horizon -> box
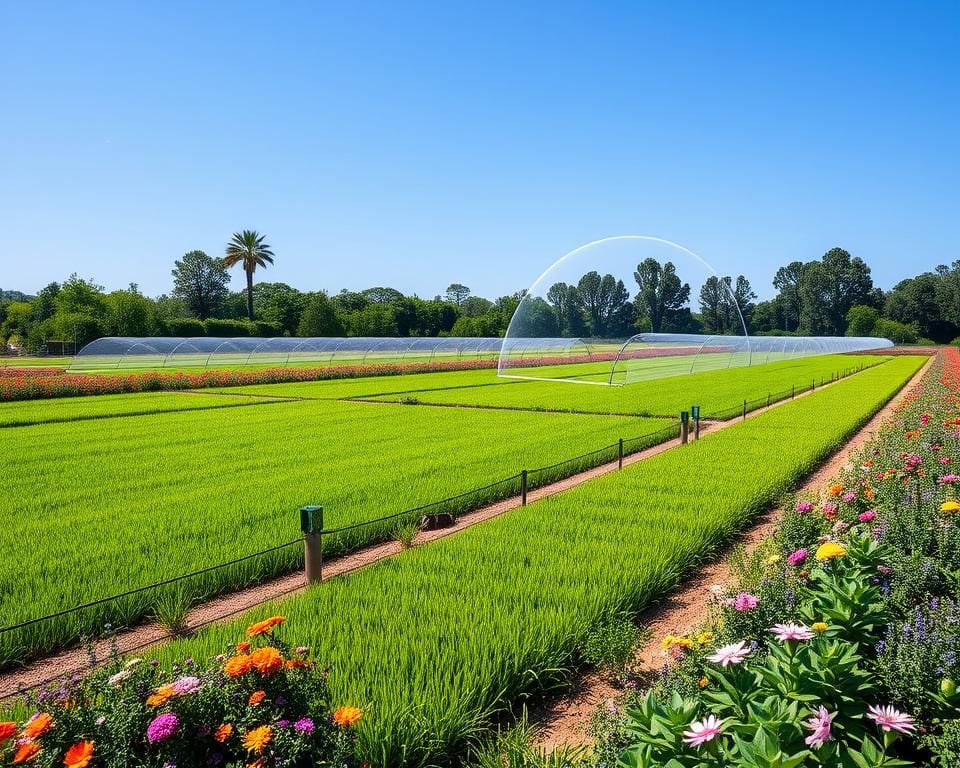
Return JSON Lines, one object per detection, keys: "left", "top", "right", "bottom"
{"left": 3, "top": 2, "right": 957, "bottom": 301}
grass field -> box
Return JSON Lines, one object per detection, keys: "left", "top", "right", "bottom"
{"left": 0, "top": 394, "right": 668, "bottom": 667}
{"left": 155, "top": 355, "right": 925, "bottom": 766}
{"left": 213, "top": 353, "right": 891, "bottom": 417}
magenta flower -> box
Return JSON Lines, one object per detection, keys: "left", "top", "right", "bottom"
{"left": 842, "top": 491, "right": 857, "bottom": 503}
{"left": 770, "top": 623, "right": 816, "bottom": 642}
{"left": 682, "top": 714, "right": 723, "bottom": 747}
{"left": 294, "top": 717, "right": 315, "bottom": 735}
{"left": 794, "top": 501, "right": 814, "bottom": 513}
{"left": 170, "top": 676, "right": 201, "bottom": 696}
{"left": 733, "top": 593, "right": 759, "bottom": 612}
{"left": 787, "top": 548, "right": 809, "bottom": 566}
{"left": 147, "top": 712, "right": 180, "bottom": 743}
{"left": 858, "top": 510, "right": 877, "bottom": 522}
{"left": 939, "top": 475, "right": 960, "bottom": 484}
{"left": 867, "top": 705, "right": 916, "bottom": 735}
{"left": 707, "top": 641, "right": 751, "bottom": 668}
{"left": 822, "top": 502, "right": 838, "bottom": 516}
{"left": 905, "top": 454, "right": 922, "bottom": 469}
{"left": 804, "top": 706, "right": 834, "bottom": 748}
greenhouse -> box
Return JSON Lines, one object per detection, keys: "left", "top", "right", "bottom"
{"left": 69, "top": 336, "right": 511, "bottom": 370}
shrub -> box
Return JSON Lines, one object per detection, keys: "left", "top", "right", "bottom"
{"left": 248, "top": 320, "right": 283, "bottom": 337}
{"left": 3, "top": 617, "right": 360, "bottom": 767}
{"left": 203, "top": 318, "right": 251, "bottom": 337}
{"left": 165, "top": 317, "right": 206, "bottom": 336}
{"left": 582, "top": 616, "right": 648, "bottom": 685}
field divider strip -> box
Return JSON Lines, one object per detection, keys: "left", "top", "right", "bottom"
{"left": 0, "top": 357, "right": 915, "bottom": 701}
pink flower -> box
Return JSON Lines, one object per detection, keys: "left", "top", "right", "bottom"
{"left": 733, "top": 593, "right": 759, "bottom": 612}
{"left": 867, "top": 705, "right": 916, "bottom": 735}
{"left": 794, "top": 501, "right": 814, "bottom": 513}
{"left": 842, "top": 491, "right": 857, "bottom": 503}
{"left": 941, "top": 456, "right": 952, "bottom": 465}
{"left": 804, "top": 706, "right": 834, "bottom": 748}
{"left": 787, "top": 548, "right": 809, "bottom": 566}
{"left": 770, "top": 623, "right": 816, "bottom": 642}
{"left": 822, "top": 502, "right": 838, "bottom": 517}
{"left": 939, "top": 475, "right": 960, "bottom": 484}
{"left": 707, "top": 641, "right": 751, "bottom": 668}
{"left": 921, "top": 413, "right": 931, "bottom": 425}
{"left": 682, "top": 714, "right": 724, "bottom": 747}
{"left": 858, "top": 510, "right": 877, "bottom": 523}
{"left": 170, "top": 675, "right": 201, "bottom": 696}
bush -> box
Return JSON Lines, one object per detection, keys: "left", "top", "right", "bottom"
{"left": 4, "top": 617, "right": 360, "bottom": 767}
{"left": 582, "top": 616, "right": 648, "bottom": 685}
{"left": 203, "top": 318, "right": 251, "bottom": 337}
{"left": 248, "top": 320, "right": 283, "bottom": 337}
{"left": 165, "top": 317, "right": 206, "bottom": 336}
{"left": 873, "top": 317, "right": 919, "bottom": 344}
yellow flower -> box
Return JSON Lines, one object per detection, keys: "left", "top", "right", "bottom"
{"left": 696, "top": 631, "right": 714, "bottom": 645}
{"left": 815, "top": 542, "right": 847, "bottom": 561}
{"left": 698, "top": 676, "right": 709, "bottom": 688}
{"left": 812, "top": 622, "right": 829, "bottom": 633}
{"left": 660, "top": 635, "right": 675, "bottom": 650}
{"left": 941, "top": 500, "right": 960, "bottom": 514}
{"left": 764, "top": 554, "right": 781, "bottom": 566}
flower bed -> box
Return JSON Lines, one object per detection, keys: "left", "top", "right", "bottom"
{"left": 0, "top": 618, "right": 360, "bottom": 767}
{"left": 593, "top": 347, "right": 960, "bottom": 766}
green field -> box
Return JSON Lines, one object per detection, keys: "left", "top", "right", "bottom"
{"left": 0, "top": 392, "right": 668, "bottom": 666}
{"left": 157, "top": 355, "right": 925, "bottom": 767}
{"left": 214, "top": 353, "right": 890, "bottom": 417}
{"left": 0, "top": 391, "right": 289, "bottom": 428}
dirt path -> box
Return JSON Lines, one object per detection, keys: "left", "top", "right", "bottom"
{"left": 0, "top": 362, "right": 904, "bottom": 701}
{"left": 532, "top": 354, "right": 934, "bottom": 750}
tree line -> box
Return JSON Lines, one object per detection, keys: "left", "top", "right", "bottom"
{"left": 2, "top": 240, "right": 958, "bottom": 353}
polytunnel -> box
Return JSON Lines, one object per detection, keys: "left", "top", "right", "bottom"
{"left": 70, "top": 336, "right": 546, "bottom": 370}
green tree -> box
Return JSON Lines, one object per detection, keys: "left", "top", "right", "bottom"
{"left": 347, "top": 304, "right": 399, "bottom": 336}
{"left": 172, "top": 250, "right": 231, "bottom": 319}
{"left": 845, "top": 305, "right": 880, "bottom": 337}
{"left": 223, "top": 230, "right": 275, "bottom": 321}
{"left": 633, "top": 259, "right": 690, "bottom": 333}
{"left": 772, "top": 261, "right": 804, "bottom": 332}
{"left": 297, "top": 292, "right": 345, "bottom": 336}
{"left": 445, "top": 283, "right": 471, "bottom": 306}
{"left": 576, "top": 272, "right": 630, "bottom": 337}
{"left": 105, "top": 285, "right": 155, "bottom": 336}
{"left": 254, "top": 282, "right": 305, "bottom": 335}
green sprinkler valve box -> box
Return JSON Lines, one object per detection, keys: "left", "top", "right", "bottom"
{"left": 300, "top": 505, "right": 323, "bottom": 535}
{"left": 691, "top": 405, "right": 700, "bottom": 419}
{"left": 680, "top": 410, "right": 689, "bottom": 423}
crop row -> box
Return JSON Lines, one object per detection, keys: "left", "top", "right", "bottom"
{"left": 156, "top": 355, "right": 925, "bottom": 767}
{"left": 0, "top": 396, "right": 668, "bottom": 667}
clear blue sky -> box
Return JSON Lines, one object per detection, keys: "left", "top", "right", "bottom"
{"left": 2, "top": 1, "right": 957, "bottom": 301}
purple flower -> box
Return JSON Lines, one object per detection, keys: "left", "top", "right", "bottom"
{"left": 276, "top": 719, "right": 290, "bottom": 727}
{"left": 294, "top": 717, "right": 315, "bottom": 735}
{"left": 787, "top": 548, "right": 809, "bottom": 566}
{"left": 147, "top": 712, "right": 180, "bottom": 743}
{"left": 859, "top": 510, "right": 877, "bottom": 522}
{"left": 794, "top": 501, "right": 814, "bottom": 513}
{"left": 842, "top": 491, "right": 857, "bottom": 503}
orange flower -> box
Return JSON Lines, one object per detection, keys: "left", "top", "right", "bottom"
{"left": 864, "top": 487, "right": 876, "bottom": 501}
{"left": 63, "top": 741, "right": 95, "bottom": 768}
{"left": 146, "top": 686, "right": 175, "bottom": 707}
{"left": 243, "top": 725, "right": 273, "bottom": 754}
{"left": 247, "top": 761, "right": 265, "bottom": 768}
{"left": 829, "top": 483, "right": 844, "bottom": 497}
{"left": 224, "top": 654, "right": 253, "bottom": 678}
{"left": 245, "top": 616, "right": 285, "bottom": 638}
{"left": 284, "top": 659, "right": 308, "bottom": 670}
{"left": 23, "top": 713, "right": 53, "bottom": 739}
{"left": 248, "top": 690, "right": 266, "bottom": 706}
{"left": 12, "top": 741, "right": 40, "bottom": 764}
{"left": 249, "top": 646, "right": 283, "bottom": 677}
{"left": 214, "top": 723, "right": 233, "bottom": 743}
{"left": 0, "top": 721, "right": 16, "bottom": 742}
{"left": 237, "top": 642, "right": 251, "bottom": 653}
{"left": 333, "top": 705, "right": 363, "bottom": 727}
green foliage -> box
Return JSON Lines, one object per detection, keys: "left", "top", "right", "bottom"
{"left": 873, "top": 318, "right": 919, "bottom": 344}
{"left": 582, "top": 615, "right": 649, "bottom": 685}
{"left": 171, "top": 250, "right": 231, "bottom": 319}
{"left": 298, "top": 291, "right": 346, "bottom": 336}
{"left": 203, "top": 318, "right": 251, "bottom": 337}
{"left": 845, "top": 304, "right": 880, "bottom": 337}
{"left": 166, "top": 316, "right": 206, "bottom": 336}
{"left": 469, "top": 719, "right": 590, "bottom": 768}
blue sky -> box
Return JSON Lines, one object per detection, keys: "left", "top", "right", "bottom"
{"left": 2, "top": 1, "right": 957, "bottom": 301}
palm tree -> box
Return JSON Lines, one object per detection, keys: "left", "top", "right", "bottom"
{"left": 223, "top": 230, "right": 275, "bottom": 320}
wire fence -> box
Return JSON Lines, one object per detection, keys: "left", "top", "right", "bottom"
{"left": 0, "top": 357, "right": 883, "bottom": 680}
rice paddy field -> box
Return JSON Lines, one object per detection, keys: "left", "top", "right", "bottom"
{"left": 156, "top": 354, "right": 926, "bottom": 766}
{"left": 0, "top": 351, "right": 910, "bottom": 680}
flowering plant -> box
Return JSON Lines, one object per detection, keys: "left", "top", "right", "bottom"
{"left": 0, "top": 618, "right": 360, "bottom": 767}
